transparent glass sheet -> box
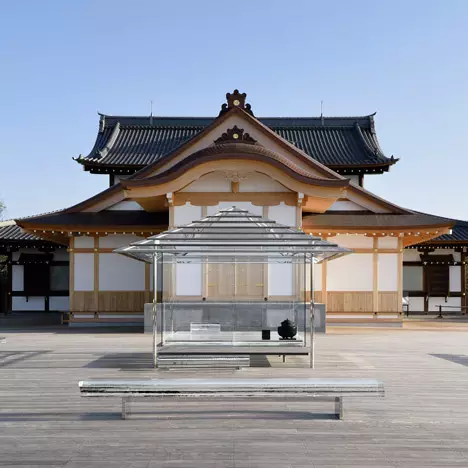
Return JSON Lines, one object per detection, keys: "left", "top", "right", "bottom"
{"left": 157, "top": 255, "right": 309, "bottom": 347}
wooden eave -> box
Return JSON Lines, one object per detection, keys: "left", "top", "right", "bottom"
{"left": 121, "top": 150, "right": 349, "bottom": 190}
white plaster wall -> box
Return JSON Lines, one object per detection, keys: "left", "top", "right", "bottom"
{"left": 53, "top": 250, "right": 69, "bottom": 261}
{"left": 408, "top": 297, "right": 462, "bottom": 313}
{"left": 429, "top": 296, "right": 461, "bottom": 312}
{"left": 378, "top": 237, "right": 399, "bottom": 249}
{"left": 106, "top": 200, "right": 144, "bottom": 211}
{"left": 75, "top": 237, "right": 94, "bottom": 248}
{"left": 403, "top": 250, "right": 422, "bottom": 261}
{"left": 99, "top": 235, "right": 143, "bottom": 249}
{"left": 408, "top": 297, "right": 424, "bottom": 312}
{"left": 99, "top": 254, "right": 145, "bottom": 291}
{"left": 450, "top": 265, "right": 461, "bottom": 292}
{"left": 304, "top": 262, "right": 322, "bottom": 291}
{"left": 12, "top": 265, "right": 24, "bottom": 291}
{"left": 268, "top": 263, "right": 293, "bottom": 296}
{"left": 268, "top": 203, "right": 296, "bottom": 227}
{"left": 180, "top": 172, "right": 231, "bottom": 192}
{"left": 207, "top": 202, "right": 262, "bottom": 216}
{"left": 327, "top": 253, "right": 373, "bottom": 291}
{"left": 74, "top": 253, "right": 94, "bottom": 291}
{"left": 328, "top": 235, "right": 373, "bottom": 249}
{"left": 327, "top": 200, "right": 365, "bottom": 211}
{"left": 239, "top": 172, "right": 289, "bottom": 192}
{"left": 176, "top": 263, "right": 202, "bottom": 296}
{"left": 174, "top": 203, "right": 203, "bottom": 226}
{"left": 378, "top": 254, "right": 398, "bottom": 291}
{"left": 50, "top": 297, "right": 69, "bottom": 311}
{"left": 12, "top": 297, "right": 45, "bottom": 311}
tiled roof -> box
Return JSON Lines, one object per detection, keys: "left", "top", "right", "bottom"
{"left": 0, "top": 221, "right": 60, "bottom": 247}
{"left": 0, "top": 221, "right": 40, "bottom": 241}
{"left": 76, "top": 114, "right": 395, "bottom": 173}
{"left": 429, "top": 219, "right": 468, "bottom": 243}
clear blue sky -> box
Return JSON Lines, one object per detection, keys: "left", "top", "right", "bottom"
{"left": 1, "top": 0, "right": 467, "bottom": 220}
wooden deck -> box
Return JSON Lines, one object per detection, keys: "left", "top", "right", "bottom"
{"left": 1, "top": 327, "right": 468, "bottom": 467}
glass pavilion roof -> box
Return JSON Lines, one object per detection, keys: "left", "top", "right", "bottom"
{"left": 114, "top": 206, "right": 351, "bottom": 264}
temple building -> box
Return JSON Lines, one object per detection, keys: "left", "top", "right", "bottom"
{"left": 0, "top": 90, "right": 466, "bottom": 325}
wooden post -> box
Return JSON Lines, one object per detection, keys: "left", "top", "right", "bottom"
{"left": 397, "top": 238, "right": 403, "bottom": 315}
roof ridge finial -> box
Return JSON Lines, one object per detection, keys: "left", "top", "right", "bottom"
{"left": 149, "top": 100, "right": 153, "bottom": 126}
{"left": 320, "top": 100, "right": 324, "bottom": 126}
{"left": 218, "top": 90, "right": 254, "bottom": 117}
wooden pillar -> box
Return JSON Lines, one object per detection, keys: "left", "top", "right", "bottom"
{"left": 296, "top": 193, "right": 304, "bottom": 229}
{"left": 397, "top": 238, "right": 403, "bottom": 314}
{"left": 69, "top": 237, "right": 74, "bottom": 311}
{"left": 373, "top": 237, "right": 379, "bottom": 313}
{"left": 94, "top": 237, "right": 99, "bottom": 312}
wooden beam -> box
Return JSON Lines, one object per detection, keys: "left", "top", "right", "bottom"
{"left": 70, "top": 248, "right": 123, "bottom": 254}
{"left": 373, "top": 238, "right": 379, "bottom": 313}
{"left": 354, "top": 248, "right": 401, "bottom": 254}
{"left": 173, "top": 191, "right": 298, "bottom": 207}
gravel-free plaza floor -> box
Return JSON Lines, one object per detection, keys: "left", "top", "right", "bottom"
{"left": 1, "top": 325, "right": 468, "bottom": 467}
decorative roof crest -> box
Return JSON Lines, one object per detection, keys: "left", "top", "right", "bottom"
{"left": 218, "top": 89, "right": 254, "bottom": 116}
{"left": 214, "top": 126, "right": 258, "bottom": 145}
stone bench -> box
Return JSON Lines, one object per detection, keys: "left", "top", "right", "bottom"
{"left": 79, "top": 378, "right": 385, "bottom": 420}
{"left": 157, "top": 354, "right": 250, "bottom": 370}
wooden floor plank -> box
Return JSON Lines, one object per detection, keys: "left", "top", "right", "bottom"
{"left": 1, "top": 327, "right": 468, "bottom": 466}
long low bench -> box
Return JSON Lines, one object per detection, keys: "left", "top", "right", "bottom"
{"left": 79, "top": 378, "right": 385, "bottom": 420}
{"left": 157, "top": 354, "right": 250, "bottom": 369}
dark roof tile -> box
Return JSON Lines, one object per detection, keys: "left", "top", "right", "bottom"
{"left": 77, "top": 114, "right": 394, "bottom": 172}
